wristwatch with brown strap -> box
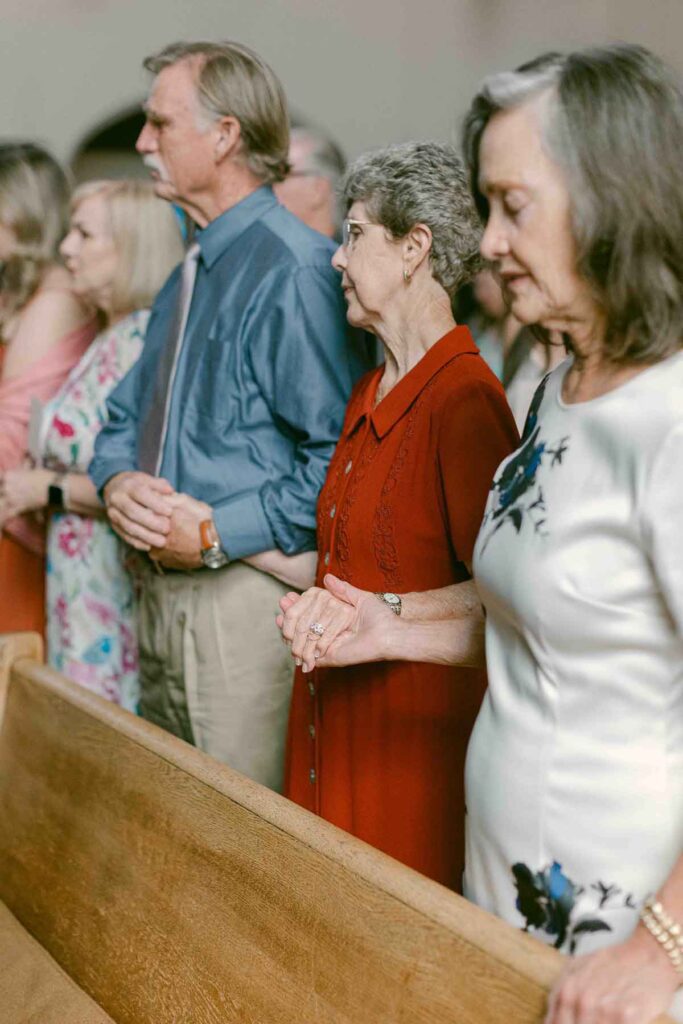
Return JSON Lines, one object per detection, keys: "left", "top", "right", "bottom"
{"left": 199, "top": 519, "right": 229, "bottom": 570}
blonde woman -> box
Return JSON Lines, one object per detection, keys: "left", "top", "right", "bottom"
{"left": 0, "top": 180, "right": 183, "bottom": 708}
{"left": 0, "top": 143, "right": 95, "bottom": 635}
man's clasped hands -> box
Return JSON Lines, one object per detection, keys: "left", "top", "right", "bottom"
{"left": 105, "top": 469, "right": 394, "bottom": 652}
{"left": 104, "top": 471, "right": 212, "bottom": 570}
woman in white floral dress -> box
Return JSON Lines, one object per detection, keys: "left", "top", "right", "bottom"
{"left": 0, "top": 180, "right": 183, "bottom": 708}
{"left": 277, "top": 45, "right": 683, "bottom": 1024}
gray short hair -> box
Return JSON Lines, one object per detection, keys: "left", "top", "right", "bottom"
{"left": 462, "top": 44, "right": 683, "bottom": 363}
{"left": 342, "top": 142, "right": 482, "bottom": 297}
{"left": 290, "top": 123, "right": 346, "bottom": 232}
{"left": 143, "top": 41, "right": 290, "bottom": 185}
{"left": 290, "top": 125, "right": 346, "bottom": 187}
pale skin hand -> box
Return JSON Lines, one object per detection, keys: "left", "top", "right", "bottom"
{"left": 283, "top": 576, "right": 397, "bottom": 672}
{"left": 0, "top": 467, "right": 105, "bottom": 526}
{"left": 148, "top": 495, "right": 318, "bottom": 577}
{"left": 148, "top": 491, "right": 211, "bottom": 570}
{"left": 277, "top": 581, "right": 362, "bottom": 669}
{"left": 106, "top": 474, "right": 316, "bottom": 579}
{"left": 546, "top": 854, "right": 683, "bottom": 1024}
{"left": 0, "top": 467, "right": 54, "bottom": 526}
{"left": 277, "top": 575, "right": 481, "bottom": 672}
{"left": 245, "top": 549, "right": 317, "bottom": 591}
{"left": 103, "top": 471, "right": 175, "bottom": 550}
{"left": 276, "top": 574, "right": 486, "bottom": 672}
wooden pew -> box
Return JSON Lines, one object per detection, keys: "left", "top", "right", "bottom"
{"left": 0, "top": 632, "right": 670, "bottom": 1024}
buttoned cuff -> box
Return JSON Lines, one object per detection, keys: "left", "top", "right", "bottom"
{"left": 213, "top": 491, "right": 276, "bottom": 560}
{"left": 88, "top": 457, "right": 138, "bottom": 498}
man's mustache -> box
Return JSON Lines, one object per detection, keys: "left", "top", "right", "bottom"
{"left": 142, "top": 157, "right": 166, "bottom": 176}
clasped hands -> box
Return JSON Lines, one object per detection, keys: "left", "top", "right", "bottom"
{"left": 276, "top": 573, "right": 396, "bottom": 671}
{"left": 104, "top": 471, "right": 211, "bottom": 570}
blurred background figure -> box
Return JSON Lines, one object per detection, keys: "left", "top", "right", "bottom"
{"left": 0, "top": 142, "right": 95, "bottom": 637}
{"left": 467, "top": 268, "right": 511, "bottom": 377}
{"left": 460, "top": 267, "right": 565, "bottom": 429}
{"left": 274, "top": 121, "right": 346, "bottom": 238}
{"left": 0, "top": 180, "right": 183, "bottom": 708}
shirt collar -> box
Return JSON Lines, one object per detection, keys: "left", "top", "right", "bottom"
{"left": 196, "top": 186, "right": 278, "bottom": 269}
{"left": 346, "top": 326, "right": 479, "bottom": 439}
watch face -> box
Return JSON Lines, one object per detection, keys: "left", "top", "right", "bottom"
{"left": 202, "top": 547, "right": 228, "bottom": 569}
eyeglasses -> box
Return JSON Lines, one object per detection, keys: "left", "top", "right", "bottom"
{"left": 341, "top": 218, "right": 380, "bottom": 250}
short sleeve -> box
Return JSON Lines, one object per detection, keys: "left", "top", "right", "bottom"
{"left": 641, "top": 422, "right": 683, "bottom": 634}
{"left": 437, "top": 378, "right": 519, "bottom": 565}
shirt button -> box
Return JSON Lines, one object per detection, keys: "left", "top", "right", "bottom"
{"left": 329, "top": 504, "right": 336, "bottom": 519}
{"left": 323, "top": 552, "right": 330, "bottom": 566}
{"left": 308, "top": 681, "right": 315, "bottom": 697}
{"left": 345, "top": 459, "right": 353, "bottom": 474}
{"left": 309, "top": 768, "right": 316, "bottom": 784}
{"left": 309, "top": 724, "right": 316, "bottom": 738}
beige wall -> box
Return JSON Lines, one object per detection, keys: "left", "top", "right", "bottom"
{"left": 2, "top": 0, "right": 682, "bottom": 165}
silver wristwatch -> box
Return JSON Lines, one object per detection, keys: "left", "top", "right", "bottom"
{"left": 199, "top": 519, "right": 229, "bottom": 570}
{"left": 375, "top": 592, "right": 402, "bottom": 616}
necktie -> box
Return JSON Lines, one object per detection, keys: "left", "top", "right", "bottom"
{"left": 138, "top": 242, "right": 200, "bottom": 476}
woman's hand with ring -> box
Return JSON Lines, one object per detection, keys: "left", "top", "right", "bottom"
{"left": 277, "top": 584, "right": 359, "bottom": 672}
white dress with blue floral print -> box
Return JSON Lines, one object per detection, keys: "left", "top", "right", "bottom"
{"left": 41, "top": 310, "right": 149, "bottom": 712}
{"left": 467, "top": 353, "right": 683, "bottom": 1015}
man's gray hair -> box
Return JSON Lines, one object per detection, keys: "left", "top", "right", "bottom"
{"left": 290, "top": 123, "right": 346, "bottom": 232}
{"left": 290, "top": 125, "right": 346, "bottom": 187}
{"left": 143, "top": 40, "right": 290, "bottom": 184}
{"left": 342, "top": 142, "right": 482, "bottom": 297}
{"left": 462, "top": 44, "right": 683, "bottom": 363}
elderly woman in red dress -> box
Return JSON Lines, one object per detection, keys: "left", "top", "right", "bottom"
{"left": 279, "top": 142, "right": 518, "bottom": 890}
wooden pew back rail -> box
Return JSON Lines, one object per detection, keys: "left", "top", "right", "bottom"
{"left": 1, "top": 632, "right": 660, "bottom": 1024}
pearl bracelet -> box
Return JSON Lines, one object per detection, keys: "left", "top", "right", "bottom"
{"left": 640, "top": 897, "right": 683, "bottom": 976}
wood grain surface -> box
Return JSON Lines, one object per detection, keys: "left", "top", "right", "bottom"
{"left": 0, "top": 634, "right": 673, "bottom": 1024}
{"left": 0, "top": 900, "right": 115, "bottom": 1023}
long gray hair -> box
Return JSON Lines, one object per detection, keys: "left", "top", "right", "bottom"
{"left": 462, "top": 45, "right": 683, "bottom": 363}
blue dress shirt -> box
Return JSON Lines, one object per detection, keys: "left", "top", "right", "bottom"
{"left": 89, "top": 187, "right": 371, "bottom": 559}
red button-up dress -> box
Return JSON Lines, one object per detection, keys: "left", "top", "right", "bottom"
{"left": 284, "top": 327, "right": 519, "bottom": 889}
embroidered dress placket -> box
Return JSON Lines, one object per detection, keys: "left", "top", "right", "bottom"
{"left": 308, "top": 402, "right": 375, "bottom": 810}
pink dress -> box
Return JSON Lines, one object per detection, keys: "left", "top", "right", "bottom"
{"left": 0, "top": 318, "right": 96, "bottom": 635}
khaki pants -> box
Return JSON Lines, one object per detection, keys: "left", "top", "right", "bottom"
{"left": 137, "top": 561, "right": 294, "bottom": 792}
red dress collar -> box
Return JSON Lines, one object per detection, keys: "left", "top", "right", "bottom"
{"left": 345, "top": 325, "right": 479, "bottom": 439}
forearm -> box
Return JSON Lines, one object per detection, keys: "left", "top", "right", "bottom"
{"left": 380, "top": 611, "right": 486, "bottom": 667}
{"left": 243, "top": 549, "right": 317, "bottom": 591}
{"left": 61, "top": 473, "right": 104, "bottom": 517}
{"left": 400, "top": 579, "right": 480, "bottom": 622}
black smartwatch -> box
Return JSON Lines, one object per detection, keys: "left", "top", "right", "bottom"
{"left": 48, "top": 473, "right": 67, "bottom": 510}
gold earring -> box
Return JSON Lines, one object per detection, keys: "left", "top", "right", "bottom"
{"left": 403, "top": 268, "right": 411, "bottom": 283}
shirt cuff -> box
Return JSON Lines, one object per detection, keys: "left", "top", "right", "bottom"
{"left": 213, "top": 491, "right": 276, "bottom": 560}
{"left": 88, "top": 457, "right": 137, "bottom": 497}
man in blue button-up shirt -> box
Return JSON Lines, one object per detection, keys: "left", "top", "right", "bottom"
{"left": 90, "top": 41, "right": 370, "bottom": 790}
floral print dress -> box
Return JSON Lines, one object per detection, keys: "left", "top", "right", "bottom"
{"left": 41, "top": 310, "right": 149, "bottom": 711}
